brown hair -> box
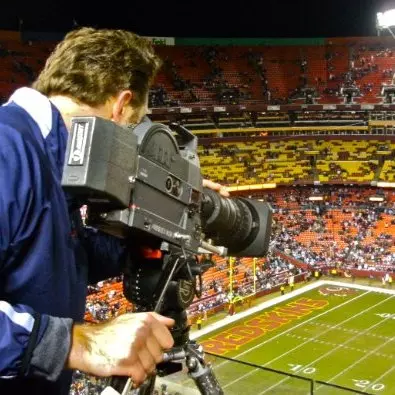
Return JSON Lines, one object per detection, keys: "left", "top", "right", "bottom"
{"left": 33, "top": 27, "right": 162, "bottom": 107}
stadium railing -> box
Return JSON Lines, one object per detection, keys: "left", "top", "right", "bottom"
{"left": 160, "top": 352, "right": 374, "bottom": 394}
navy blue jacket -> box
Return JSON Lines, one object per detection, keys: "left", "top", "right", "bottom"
{"left": 0, "top": 88, "right": 126, "bottom": 394}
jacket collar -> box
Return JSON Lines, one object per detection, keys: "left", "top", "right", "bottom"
{"left": 6, "top": 87, "right": 53, "bottom": 139}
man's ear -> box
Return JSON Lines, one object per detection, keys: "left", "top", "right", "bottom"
{"left": 111, "top": 90, "right": 133, "bottom": 122}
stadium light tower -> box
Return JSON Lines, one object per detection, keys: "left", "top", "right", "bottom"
{"left": 376, "top": 7, "right": 395, "bottom": 103}
{"left": 376, "top": 9, "right": 395, "bottom": 37}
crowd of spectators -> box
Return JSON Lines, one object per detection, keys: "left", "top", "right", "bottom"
{"left": 264, "top": 187, "right": 395, "bottom": 273}
{"left": 70, "top": 374, "right": 179, "bottom": 395}
{"left": 188, "top": 253, "right": 303, "bottom": 319}
{"left": 85, "top": 276, "right": 129, "bottom": 321}
{"left": 149, "top": 85, "right": 180, "bottom": 108}
{"left": 70, "top": 371, "right": 108, "bottom": 395}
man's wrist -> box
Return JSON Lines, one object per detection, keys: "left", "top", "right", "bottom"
{"left": 66, "top": 323, "right": 90, "bottom": 371}
{"left": 66, "top": 321, "right": 116, "bottom": 377}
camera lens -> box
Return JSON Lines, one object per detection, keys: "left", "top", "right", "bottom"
{"left": 201, "top": 188, "right": 273, "bottom": 257}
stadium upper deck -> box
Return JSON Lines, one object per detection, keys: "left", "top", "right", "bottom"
{"left": 1, "top": 32, "right": 395, "bottom": 107}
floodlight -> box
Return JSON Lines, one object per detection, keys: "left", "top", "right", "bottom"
{"left": 377, "top": 9, "right": 395, "bottom": 29}
{"left": 377, "top": 9, "right": 395, "bottom": 38}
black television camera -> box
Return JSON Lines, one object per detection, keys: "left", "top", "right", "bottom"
{"left": 62, "top": 117, "right": 273, "bottom": 394}
{"left": 62, "top": 116, "right": 272, "bottom": 257}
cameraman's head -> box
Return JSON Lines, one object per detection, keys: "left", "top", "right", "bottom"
{"left": 32, "top": 27, "right": 161, "bottom": 128}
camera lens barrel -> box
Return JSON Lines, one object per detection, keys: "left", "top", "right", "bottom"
{"left": 201, "top": 188, "right": 272, "bottom": 257}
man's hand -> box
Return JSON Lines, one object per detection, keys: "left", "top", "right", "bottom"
{"left": 67, "top": 312, "right": 174, "bottom": 386}
{"left": 202, "top": 179, "right": 230, "bottom": 198}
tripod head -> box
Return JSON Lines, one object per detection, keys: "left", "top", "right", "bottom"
{"left": 104, "top": 238, "right": 224, "bottom": 395}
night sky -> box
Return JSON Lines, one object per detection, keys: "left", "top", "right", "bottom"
{"left": 1, "top": 0, "right": 395, "bottom": 38}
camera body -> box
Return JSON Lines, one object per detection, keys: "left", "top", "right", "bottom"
{"left": 62, "top": 116, "right": 204, "bottom": 253}
{"left": 61, "top": 117, "right": 273, "bottom": 257}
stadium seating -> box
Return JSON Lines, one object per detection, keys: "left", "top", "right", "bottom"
{"left": 152, "top": 37, "right": 395, "bottom": 105}
{"left": 198, "top": 139, "right": 394, "bottom": 186}
{"left": 1, "top": 32, "right": 395, "bottom": 105}
{"left": 270, "top": 187, "right": 395, "bottom": 271}
{"left": 85, "top": 280, "right": 132, "bottom": 323}
{"left": 379, "top": 160, "right": 395, "bottom": 181}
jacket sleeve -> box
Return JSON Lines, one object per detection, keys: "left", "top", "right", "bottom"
{"left": 0, "top": 125, "right": 73, "bottom": 380}
{"left": 0, "top": 302, "right": 72, "bottom": 380}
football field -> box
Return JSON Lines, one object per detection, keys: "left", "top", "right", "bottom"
{"left": 172, "top": 281, "right": 395, "bottom": 394}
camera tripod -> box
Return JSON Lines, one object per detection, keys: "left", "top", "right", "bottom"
{"left": 102, "top": 243, "right": 224, "bottom": 395}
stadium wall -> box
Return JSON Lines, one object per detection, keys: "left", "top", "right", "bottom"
{"left": 174, "top": 37, "right": 325, "bottom": 46}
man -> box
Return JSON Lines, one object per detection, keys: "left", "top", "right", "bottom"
{"left": 196, "top": 316, "right": 203, "bottom": 330}
{"left": 0, "top": 27, "right": 227, "bottom": 395}
{"left": 288, "top": 274, "right": 294, "bottom": 291}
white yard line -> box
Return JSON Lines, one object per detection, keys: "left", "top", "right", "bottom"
{"left": 224, "top": 294, "right": 394, "bottom": 392}
{"left": 367, "top": 365, "right": 395, "bottom": 393}
{"left": 313, "top": 333, "right": 395, "bottom": 393}
{"left": 257, "top": 295, "right": 395, "bottom": 395}
{"left": 220, "top": 290, "right": 369, "bottom": 388}
{"left": 310, "top": 321, "right": 394, "bottom": 341}
{"left": 285, "top": 333, "right": 394, "bottom": 360}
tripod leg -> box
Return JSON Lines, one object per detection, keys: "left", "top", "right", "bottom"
{"left": 102, "top": 375, "right": 156, "bottom": 395}
{"left": 187, "top": 360, "right": 224, "bottom": 395}
{"left": 184, "top": 342, "right": 224, "bottom": 395}
{"left": 133, "top": 376, "right": 156, "bottom": 395}
{"left": 121, "top": 378, "right": 133, "bottom": 395}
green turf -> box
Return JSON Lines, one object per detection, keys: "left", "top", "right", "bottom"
{"left": 172, "top": 284, "right": 395, "bottom": 394}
